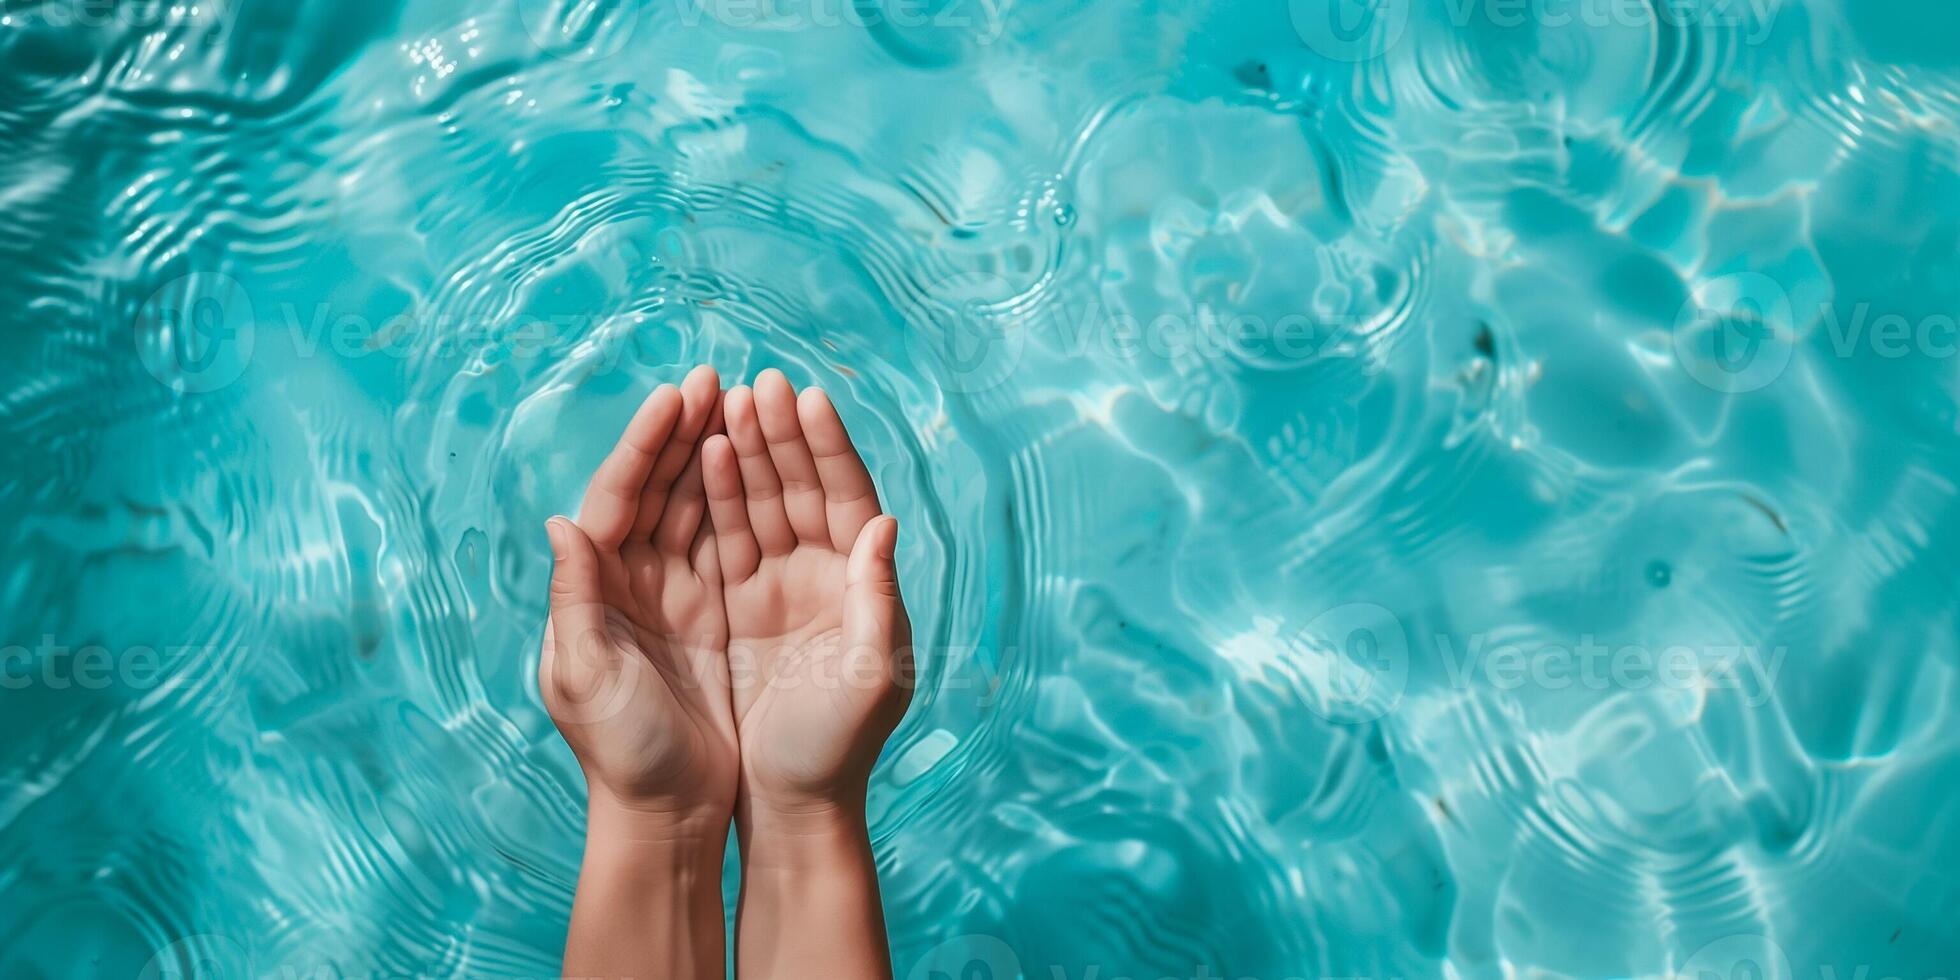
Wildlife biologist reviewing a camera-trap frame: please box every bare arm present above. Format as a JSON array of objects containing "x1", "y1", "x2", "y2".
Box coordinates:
[
  {"x1": 734, "y1": 805, "x2": 892, "y2": 980},
  {"x1": 541, "y1": 367, "x2": 739, "y2": 979},
  {"x1": 702, "y1": 370, "x2": 911, "y2": 980},
  {"x1": 564, "y1": 803, "x2": 729, "y2": 980}
]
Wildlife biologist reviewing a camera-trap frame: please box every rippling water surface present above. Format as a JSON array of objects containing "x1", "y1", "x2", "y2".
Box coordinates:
[{"x1": 5, "y1": 0, "x2": 1960, "y2": 976}]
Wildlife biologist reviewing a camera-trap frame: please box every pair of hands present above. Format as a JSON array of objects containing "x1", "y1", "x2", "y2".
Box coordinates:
[{"x1": 539, "y1": 366, "x2": 912, "y2": 835}]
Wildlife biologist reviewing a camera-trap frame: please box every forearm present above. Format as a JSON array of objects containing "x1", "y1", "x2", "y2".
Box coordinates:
[
  {"x1": 564, "y1": 799, "x2": 729, "y2": 980},
  {"x1": 734, "y1": 804, "x2": 893, "y2": 980}
]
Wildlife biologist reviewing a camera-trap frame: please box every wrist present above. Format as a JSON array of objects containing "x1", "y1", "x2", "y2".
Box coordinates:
[
  {"x1": 586, "y1": 788, "x2": 732, "y2": 850},
  {"x1": 737, "y1": 796, "x2": 871, "y2": 871},
  {"x1": 568, "y1": 794, "x2": 730, "y2": 979}
]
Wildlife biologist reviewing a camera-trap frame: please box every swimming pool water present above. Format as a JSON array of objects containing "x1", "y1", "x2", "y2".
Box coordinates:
[{"x1": 4, "y1": 0, "x2": 1960, "y2": 976}]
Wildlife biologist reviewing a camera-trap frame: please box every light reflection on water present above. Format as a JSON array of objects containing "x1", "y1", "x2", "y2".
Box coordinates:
[{"x1": 3, "y1": 0, "x2": 1959, "y2": 976}]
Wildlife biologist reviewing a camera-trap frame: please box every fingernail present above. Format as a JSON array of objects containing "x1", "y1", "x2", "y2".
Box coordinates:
[
  {"x1": 880, "y1": 515, "x2": 899, "y2": 558},
  {"x1": 545, "y1": 518, "x2": 567, "y2": 557}
]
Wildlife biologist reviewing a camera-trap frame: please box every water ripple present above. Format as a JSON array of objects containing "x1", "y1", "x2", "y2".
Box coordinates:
[{"x1": 5, "y1": 0, "x2": 1960, "y2": 975}]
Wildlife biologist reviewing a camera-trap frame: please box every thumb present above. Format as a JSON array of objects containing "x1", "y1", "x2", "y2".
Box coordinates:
[
  {"x1": 842, "y1": 515, "x2": 907, "y2": 652},
  {"x1": 546, "y1": 517, "x2": 606, "y2": 643},
  {"x1": 544, "y1": 517, "x2": 639, "y2": 724}
]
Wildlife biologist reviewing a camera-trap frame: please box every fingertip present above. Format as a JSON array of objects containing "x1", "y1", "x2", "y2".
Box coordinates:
[
  {"x1": 854, "y1": 513, "x2": 898, "y2": 562},
  {"x1": 643, "y1": 383, "x2": 681, "y2": 413},
  {"x1": 546, "y1": 518, "x2": 599, "y2": 597},
  {"x1": 796, "y1": 385, "x2": 836, "y2": 422},
  {"x1": 756, "y1": 368, "x2": 796, "y2": 405},
  {"x1": 674, "y1": 368, "x2": 720, "y2": 436},
  {"x1": 627, "y1": 384, "x2": 684, "y2": 439},
  {"x1": 681, "y1": 365, "x2": 718, "y2": 406},
  {"x1": 751, "y1": 370, "x2": 802, "y2": 436},
  {"x1": 684, "y1": 363, "x2": 720, "y2": 391},
  {"x1": 552, "y1": 516, "x2": 594, "y2": 548},
  {"x1": 702, "y1": 433, "x2": 738, "y2": 481}
]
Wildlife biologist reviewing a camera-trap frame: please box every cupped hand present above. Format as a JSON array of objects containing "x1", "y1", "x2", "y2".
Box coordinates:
[
  {"x1": 699, "y1": 369, "x2": 912, "y2": 819},
  {"x1": 539, "y1": 365, "x2": 739, "y2": 825}
]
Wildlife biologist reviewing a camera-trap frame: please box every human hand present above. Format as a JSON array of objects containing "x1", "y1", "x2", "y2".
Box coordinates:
[
  {"x1": 539, "y1": 365, "x2": 738, "y2": 829},
  {"x1": 699, "y1": 369, "x2": 912, "y2": 824}
]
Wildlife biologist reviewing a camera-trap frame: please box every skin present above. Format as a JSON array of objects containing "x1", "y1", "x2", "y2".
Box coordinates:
[
  {"x1": 706, "y1": 370, "x2": 912, "y2": 980},
  {"x1": 539, "y1": 365, "x2": 910, "y2": 979},
  {"x1": 541, "y1": 365, "x2": 733, "y2": 980}
]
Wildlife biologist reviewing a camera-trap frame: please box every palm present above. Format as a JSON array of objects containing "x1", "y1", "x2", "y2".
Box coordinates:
[
  {"x1": 702, "y1": 372, "x2": 911, "y2": 808},
  {"x1": 539, "y1": 367, "x2": 739, "y2": 816},
  {"x1": 726, "y1": 549, "x2": 856, "y2": 793},
  {"x1": 725, "y1": 548, "x2": 846, "y2": 654}
]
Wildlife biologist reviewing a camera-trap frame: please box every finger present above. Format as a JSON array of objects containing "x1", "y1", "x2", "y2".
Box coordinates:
[
  {"x1": 546, "y1": 519, "x2": 649, "y2": 726},
  {"x1": 578, "y1": 385, "x2": 682, "y2": 550},
  {"x1": 702, "y1": 434, "x2": 761, "y2": 581},
  {"x1": 545, "y1": 517, "x2": 607, "y2": 649},
  {"x1": 752, "y1": 368, "x2": 830, "y2": 546},
  {"x1": 653, "y1": 436, "x2": 710, "y2": 554},
  {"x1": 843, "y1": 515, "x2": 904, "y2": 641},
  {"x1": 841, "y1": 515, "x2": 910, "y2": 701},
  {"x1": 681, "y1": 522, "x2": 731, "y2": 697},
  {"x1": 688, "y1": 519, "x2": 722, "y2": 591},
  {"x1": 796, "y1": 386, "x2": 883, "y2": 549},
  {"x1": 723, "y1": 385, "x2": 796, "y2": 556},
  {"x1": 538, "y1": 619, "x2": 558, "y2": 707},
  {"x1": 632, "y1": 364, "x2": 720, "y2": 541}
]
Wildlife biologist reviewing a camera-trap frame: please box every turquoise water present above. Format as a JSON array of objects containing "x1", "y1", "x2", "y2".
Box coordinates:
[{"x1": 5, "y1": 0, "x2": 1960, "y2": 976}]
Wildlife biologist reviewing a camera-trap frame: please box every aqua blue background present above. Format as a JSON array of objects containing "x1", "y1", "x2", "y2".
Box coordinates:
[{"x1": 3, "y1": 0, "x2": 1959, "y2": 976}]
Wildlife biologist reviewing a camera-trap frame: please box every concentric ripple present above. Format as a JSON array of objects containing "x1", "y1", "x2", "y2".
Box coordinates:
[{"x1": 4, "y1": 0, "x2": 1960, "y2": 976}]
